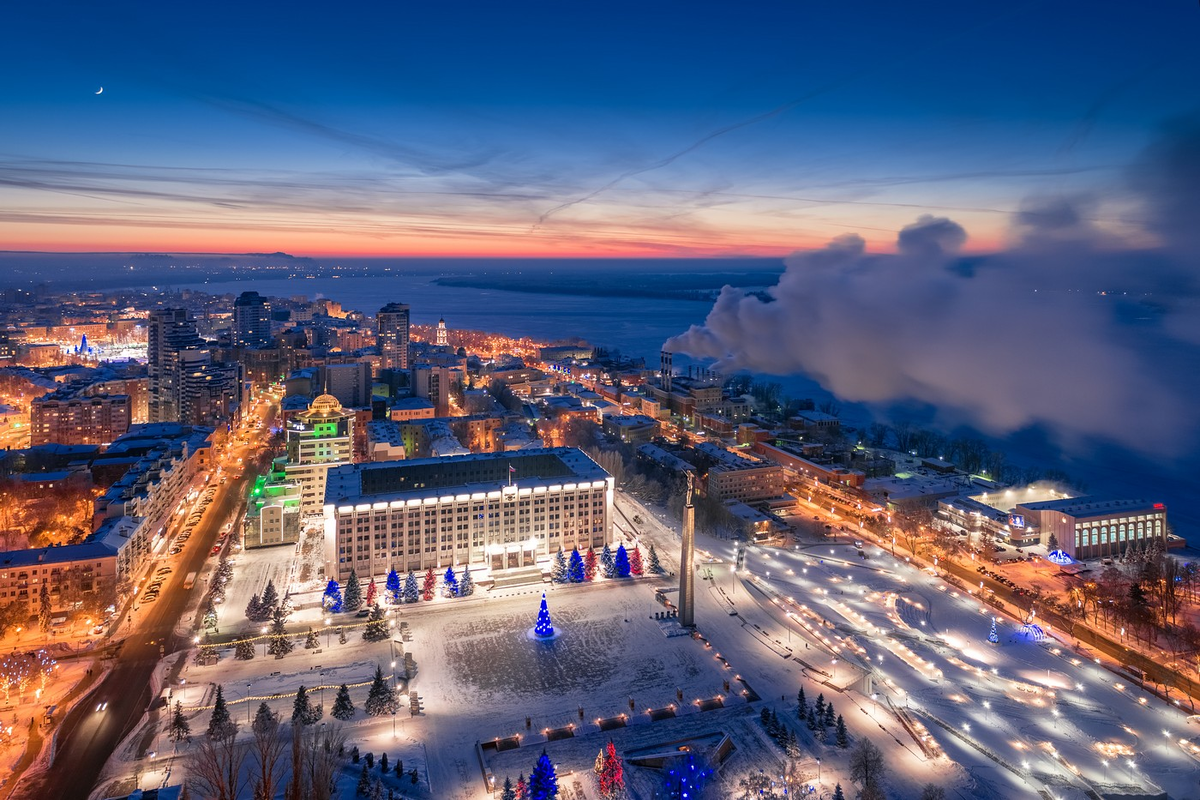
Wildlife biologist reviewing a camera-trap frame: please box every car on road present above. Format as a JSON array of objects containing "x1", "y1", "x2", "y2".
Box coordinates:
[
  {"x1": 210, "y1": 544, "x2": 221, "y2": 555},
  {"x1": 95, "y1": 701, "x2": 108, "y2": 712},
  {"x1": 142, "y1": 594, "x2": 157, "y2": 603}
]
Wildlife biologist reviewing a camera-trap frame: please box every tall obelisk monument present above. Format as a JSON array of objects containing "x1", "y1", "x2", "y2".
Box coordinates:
[{"x1": 680, "y1": 472, "x2": 696, "y2": 627}]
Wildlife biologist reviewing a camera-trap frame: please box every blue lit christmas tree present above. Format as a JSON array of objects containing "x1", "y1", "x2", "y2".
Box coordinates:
[
  {"x1": 987, "y1": 616, "x2": 998, "y2": 644},
  {"x1": 614, "y1": 544, "x2": 631, "y2": 578},
  {"x1": 385, "y1": 569, "x2": 401, "y2": 604},
  {"x1": 322, "y1": 580, "x2": 343, "y2": 613},
  {"x1": 568, "y1": 549, "x2": 585, "y2": 583},
  {"x1": 534, "y1": 592, "x2": 555, "y2": 638}
]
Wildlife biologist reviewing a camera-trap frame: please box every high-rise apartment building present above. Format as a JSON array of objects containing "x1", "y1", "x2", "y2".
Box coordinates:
[
  {"x1": 377, "y1": 302, "x2": 410, "y2": 371},
  {"x1": 412, "y1": 362, "x2": 456, "y2": 417},
  {"x1": 318, "y1": 362, "x2": 373, "y2": 408},
  {"x1": 148, "y1": 308, "x2": 241, "y2": 426},
  {"x1": 233, "y1": 291, "x2": 272, "y2": 349},
  {"x1": 148, "y1": 308, "x2": 206, "y2": 422}
]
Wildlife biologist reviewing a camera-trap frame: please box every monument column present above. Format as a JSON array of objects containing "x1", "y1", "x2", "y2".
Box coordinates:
[{"x1": 680, "y1": 472, "x2": 696, "y2": 627}]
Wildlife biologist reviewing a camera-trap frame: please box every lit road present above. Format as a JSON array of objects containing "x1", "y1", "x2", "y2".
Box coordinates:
[{"x1": 16, "y1": 395, "x2": 278, "y2": 800}]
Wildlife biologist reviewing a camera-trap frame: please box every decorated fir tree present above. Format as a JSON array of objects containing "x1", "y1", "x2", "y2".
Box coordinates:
[
  {"x1": 305, "y1": 627, "x2": 320, "y2": 649},
  {"x1": 647, "y1": 543, "x2": 665, "y2": 574},
  {"x1": 528, "y1": 750, "x2": 558, "y2": 800},
  {"x1": 584, "y1": 548, "x2": 597, "y2": 581},
  {"x1": 386, "y1": 569, "x2": 401, "y2": 604},
  {"x1": 344, "y1": 570, "x2": 363, "y2": 612},
  {"x1": 551, "y1": 550, "x2": 568, "y2": 583},
  {"x1": 600, "y1": 544, "x2": 616, "y2": 578},
  {"x1": 460, "y1": 566, "x2": 475, "y2": 596},
  {"x1": 629, "y1": 546, "x2": 643, "y2": 576},
  {"x1": 443, "y1": 566, "x2": 459, "y2": 597},
  {"x1": 568, "y1": 549, "x2": 585, "y2": 582},
  {"x1": 422, "y1": 568, "x2": 437, "y2": 601},
  {"x1": 365, "y1": 579, "x2": 377, "y2": 607},
  {"x1": 403, "y1": 571, "x2": 420, "y2": 603},
  {"x1": 596, "y1": 740, "x2": 624, "y2": 799},
  {"x1": 614, "y1": 545, "x2": 631, "y2": 578},
  {"x1": 534, "y1": 593, "x2": 555, "y2": 638},
  {"x1": 322, "y1": 580, "x2": 343, "y2": 613}
]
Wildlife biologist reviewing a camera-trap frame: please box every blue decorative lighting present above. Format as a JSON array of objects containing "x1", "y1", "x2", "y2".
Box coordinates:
[
  {"x1": 1047, "y1": 550, "x2": 1072, "y2": 566},
  {"x1": 534, "y1": 592, "x2": 554, "y2": 638}
]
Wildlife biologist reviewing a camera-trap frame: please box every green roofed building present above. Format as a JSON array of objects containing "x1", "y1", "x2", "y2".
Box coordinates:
[{"x1": 244, "y1": 458, "x2": 302, "y2": 548}]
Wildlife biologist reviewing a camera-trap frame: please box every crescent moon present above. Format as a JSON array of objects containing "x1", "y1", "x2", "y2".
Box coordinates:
[{"x1": 95, "y1": 87, "x2": 104, "y2": 95}]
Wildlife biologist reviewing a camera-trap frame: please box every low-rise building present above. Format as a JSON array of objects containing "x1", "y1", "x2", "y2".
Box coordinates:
[
  {"x1": 322, "y1": 447, "x2": 612, "y2": 581},
  {"x1": 603, "y1": 414, "x2": 658, "y2": 444},
  {"x1": 244, "y1": 462, "x2": 302, "y2": 548},
  {"x1": 31, "y1": 391, "x2": 132, "y2": 446},
  {"x1": 695, "y1": 442, "x2": 786, "y2": 504},
  {"x1": 1014, "y1": 496, "x2": 1168, "y2": 561}
]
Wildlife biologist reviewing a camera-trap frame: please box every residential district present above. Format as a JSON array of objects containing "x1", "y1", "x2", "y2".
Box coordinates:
[{"x1": 0, "y1": 284, "x2": 1195, "y2": 800}]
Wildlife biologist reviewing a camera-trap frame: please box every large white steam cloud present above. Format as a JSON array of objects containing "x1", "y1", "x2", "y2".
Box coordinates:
[{"x1": 665, "y1": 117, "x2": 1200, "y2": 457}]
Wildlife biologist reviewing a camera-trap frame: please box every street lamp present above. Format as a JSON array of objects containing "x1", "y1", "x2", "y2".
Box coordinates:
[
  {"x1": 816, "y1": 758, "x2": 821, "y2": 786},
  {"x1": 246, "y1": 683, "x2": 252, "y2": 724},
  {"x1": 324, "y1": 618, "x2": 331, "y2": 648}
]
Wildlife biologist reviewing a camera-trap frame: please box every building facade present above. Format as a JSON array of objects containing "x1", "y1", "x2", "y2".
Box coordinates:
[
  {"x1": 233, "y1": 291, "x2": 272, "y2": 349},
  {"x1": 377, "y1": 302, "x2": 411, "y2": 371},
  {"x1": 147, "y1": 308, "x2": 205, "y2": 423},
  {"x1": 285, "y1": 393, "x2": 356, "y2": 514},
  {"x1": 244, "y1": 461, "x2": 302, "y2": 548},
  {"x1": 322, "y1": 447, "x2": 612, "y2": 582},
  {"x1": 695, "y1": 442, "x2": 786, "y2": 503},
  {"x1": 31, "y1": 392, "x2": 132, "y2": 446},
  {"x1": 1014, "y1": 497, "x2": 1168, "y2": 561},
  {"x1": 318, "y1": 362, "x2": 373, "y2": 408}
]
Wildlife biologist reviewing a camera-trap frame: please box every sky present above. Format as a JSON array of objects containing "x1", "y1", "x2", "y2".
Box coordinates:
[{"x1": 0, "y1": 1, "x2": 1197, "y2": 257}]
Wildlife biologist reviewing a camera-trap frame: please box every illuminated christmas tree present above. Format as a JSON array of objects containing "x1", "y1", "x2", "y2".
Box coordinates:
[
  {"x1": 534, "y1": 593, "x2": 555, "y2": 638},
  {"x1": 629, "y1": 546, "x2": 643, "y2": 576},
  {"x1": 596, "y1": 740, "x2": 624, "y2": 799},
  {"x1": 988, "y1": 616, "x2": 999, "y2": 644}
]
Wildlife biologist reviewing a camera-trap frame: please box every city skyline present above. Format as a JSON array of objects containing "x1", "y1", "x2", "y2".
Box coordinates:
[{"x1": 2, "y1": 2, "x2": 1198, "y2": 257}]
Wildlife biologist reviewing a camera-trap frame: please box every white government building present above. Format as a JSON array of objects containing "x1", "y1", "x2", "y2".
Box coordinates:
[{"x1": 322, "y1": 447, "x2": 612, "y2": 582}]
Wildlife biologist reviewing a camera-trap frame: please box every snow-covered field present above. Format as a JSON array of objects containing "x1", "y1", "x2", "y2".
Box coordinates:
[{"x1": 97, "y1": 488, "x2": 1200, "y2": 799}]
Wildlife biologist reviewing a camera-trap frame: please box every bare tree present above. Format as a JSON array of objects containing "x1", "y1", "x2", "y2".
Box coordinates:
[
  {"x1": 849, "y1": 738, "x2": 887, "y2": 798},
  {"x1": 187, "y1": 730, "x2": 249, "y2": 800},
  {"x1": 283, "y1": 723, "x2": 345, "y2": 800}
]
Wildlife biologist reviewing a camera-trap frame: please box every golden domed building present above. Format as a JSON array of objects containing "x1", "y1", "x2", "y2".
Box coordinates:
[{"x1": 285, "y1": 393, "x2": 355, "y2": 514}]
